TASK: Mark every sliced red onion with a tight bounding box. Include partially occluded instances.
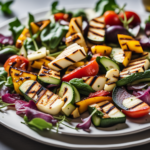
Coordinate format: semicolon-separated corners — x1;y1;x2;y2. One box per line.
47;84;59;89
0;85;9;97
59;20;69;26
82;19;89;37
0;34;13;45
25;107;58;125
2;93;22;104
128;25;140;37
140;36;150;50
145;23;150;37
127;83;148;91
76;109;97;131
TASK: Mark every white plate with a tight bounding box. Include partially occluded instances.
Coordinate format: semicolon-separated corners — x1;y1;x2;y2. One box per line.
1;108;150;150
1;1;150;139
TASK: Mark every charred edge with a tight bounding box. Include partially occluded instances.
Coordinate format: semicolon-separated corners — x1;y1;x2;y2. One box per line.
92;18;104;24
63;87;68;96
75;20;82;32
79;49;86;56
64;97;68;102
19;77;24;81
30;91;36;93
54;73;60;77
15;73;20;76
107;82;116;85
100;102;110;109
11;61;17;67
39;73;46;76
72;36;80;43
128;61;146;67
25;81;37;94
65;57;76;63
49;96;58;107
72;50;78;54
126;44;130;51
45;57;53;61
89;25;105;29
31;61;35;65
43;66;49;70
35;21;43;27
89;76;98;86
113;75;119;79
43;71;50;74
89;30;104;37
25;77;31;79
83;77;90;82
142;66;145;71
47;92;54;100
135;45;141;47
53;63;63;70
36;86;44;96
36;89;47;103
129;102;144;110
123;65;144;72
106;106;115;114
119;38;133;40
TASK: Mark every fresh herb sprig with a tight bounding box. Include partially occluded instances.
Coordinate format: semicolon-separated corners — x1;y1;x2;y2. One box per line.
0;0;13;15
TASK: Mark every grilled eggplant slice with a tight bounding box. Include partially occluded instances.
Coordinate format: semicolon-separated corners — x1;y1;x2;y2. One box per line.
58;82;76;116
10;67;37;95
120;59;149;78
30;56;55;69
82;76;106;91
65;32;88;53
48;43;86;71
19;80;64;115
88;101;126;127
38;66;61;85
66;17;82;38
87;16;105;44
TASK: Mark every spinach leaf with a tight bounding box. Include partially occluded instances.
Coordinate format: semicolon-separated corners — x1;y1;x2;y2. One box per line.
9;18;25;42
23;38;36;51
5;76;13;88
40;22;68;50
28;13;34;35
95;0;118;16
69;78;95;96
24;116;53;131
51;1;65;14
0;0;13;15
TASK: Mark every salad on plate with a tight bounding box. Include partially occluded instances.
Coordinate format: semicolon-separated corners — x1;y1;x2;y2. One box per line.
1;0;150;132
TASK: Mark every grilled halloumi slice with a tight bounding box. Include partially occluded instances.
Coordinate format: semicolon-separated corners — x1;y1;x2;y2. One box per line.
19;80;64;115
65;33;88;53
104;69;120;92
82;76;106;91
38;66;61;85
120;59;149;78
87;16;105;43
27;47;47;61
48;43;86;71
66;17;82;38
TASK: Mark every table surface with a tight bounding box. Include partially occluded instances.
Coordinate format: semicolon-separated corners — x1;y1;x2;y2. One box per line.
0;0;150;149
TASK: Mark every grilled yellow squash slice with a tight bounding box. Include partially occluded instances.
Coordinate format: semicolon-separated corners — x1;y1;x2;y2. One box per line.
10;67;37;95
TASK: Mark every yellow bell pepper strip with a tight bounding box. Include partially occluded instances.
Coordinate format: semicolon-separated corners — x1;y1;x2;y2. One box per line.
75;96;112;114
10;67;37;95
91;45;112;56
126;40;143;53
16;28;30;48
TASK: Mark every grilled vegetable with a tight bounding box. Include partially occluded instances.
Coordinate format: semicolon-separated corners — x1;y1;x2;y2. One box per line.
72;85;80;103
10;67;37;95
19;80;64;115
70;107;80;118
104;69;119;92
82;76;106;91
19;45;27;57
76;96;112;114
58;82;76;116
91;45;112;56
120;59;149;79
16;28;30;48
117;69;150;86
65;33;88;53
110;48;132;68
113;87;150;118
30;56;55;69
130;52;149;62
88;101;126;127
96;56;120;73
126;41;143;53
30;19;50;34
118;34;134;51
48;43;86;71
27;47;47;61
66;17;82;38
87;16;105;44
38;66;61;85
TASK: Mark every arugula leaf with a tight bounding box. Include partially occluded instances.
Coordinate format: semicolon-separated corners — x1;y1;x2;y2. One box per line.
5;76;13;88
69;78;95;96
145;15;150;24
73;9;87;18
0;0;13;15
95;0;118;16
9;18;25;42
40;22;68;50
24;116;53;131
51;1;65;14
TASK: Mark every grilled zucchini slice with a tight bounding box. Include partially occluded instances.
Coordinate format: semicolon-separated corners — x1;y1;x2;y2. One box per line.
87;16;105;44
58;82;75;116
48;43;86;71
19;80;64;115
38;66;61;85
